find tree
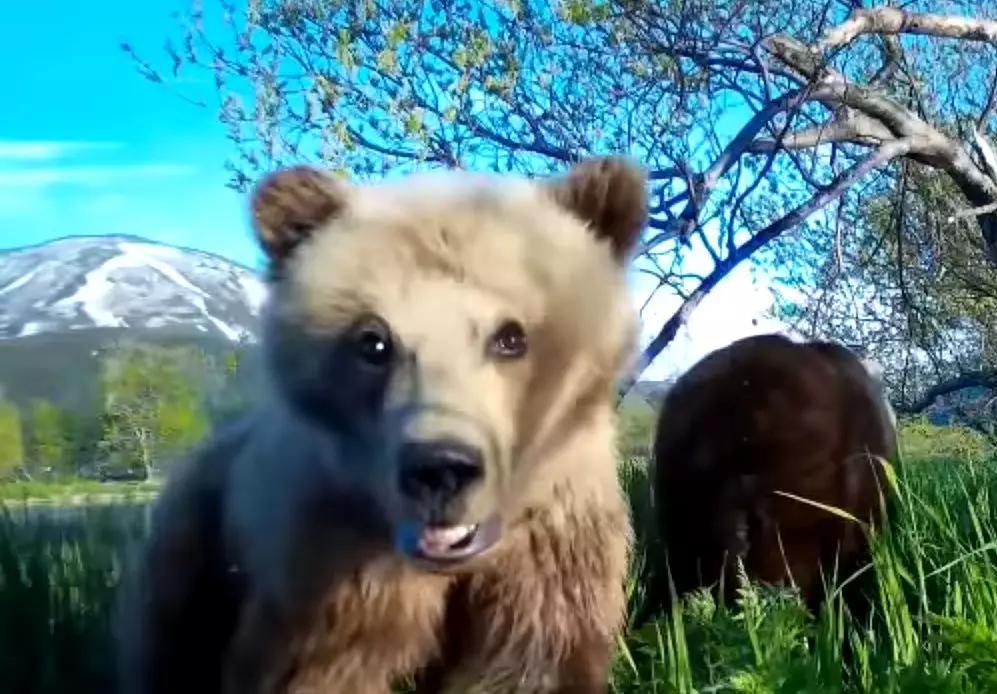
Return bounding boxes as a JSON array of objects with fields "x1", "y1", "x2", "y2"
[
  {"x1": 99, "y1": 359, "x2": 163, "y2": 479},
  {"x1": 97, "y1": 342, "x2": 212, "y2": 479},
  {"x1": 29, "y1": 399, "x2": 71, "y2": 477},
  {"x1": 0, "y1": 403, "x2": 25, "y2": 481},
  {"x1": 776, "y1": 165, "x2": 997, "y2": 430},
  {"x1": 206, "y1": 347, "x2": 255, "y2": 423},
  {"x1": 156, "y1": 399, "x2": 210, "y2": 460},
  {"x1": 128, "y1": 1, "x2": 997, "y2": 394},
  {"x1": 61, "y1": 408, "x2": 103, "y2": 476}
]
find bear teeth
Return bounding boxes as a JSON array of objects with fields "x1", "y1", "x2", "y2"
[{"x1": 421, "y1": 524, "x2": 477, "y2": 550}]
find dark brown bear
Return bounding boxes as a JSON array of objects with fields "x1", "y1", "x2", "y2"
[{"x1": 649, "y1": 333, "x2": 897, "y2": 616}]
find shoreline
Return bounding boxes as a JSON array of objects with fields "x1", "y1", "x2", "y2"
[{"x1": 0, "y1": 487, "x2": 161, "y2": 509}]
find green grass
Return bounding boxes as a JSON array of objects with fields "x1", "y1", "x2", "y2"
[
  {"x1": 613, "y1": 434, "x2": 997, "y2": 693},
  {"x1": 0, "y1": 501, "x2": 148, "y2": 693},
  {"x1": 2, "y1": 419, "x2": 996, "y2": 693},
  {"x1": 0, "y1": 479, "x2": 162, "y2": 504}
]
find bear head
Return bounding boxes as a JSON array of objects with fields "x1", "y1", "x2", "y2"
[{"x1": 249, "y1": 156, "x2": 647, "y2": 571}]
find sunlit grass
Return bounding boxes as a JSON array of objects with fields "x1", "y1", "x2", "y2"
[
  {"x1": 612, "y1": 421, "x2": 997, "y2": 693},
  {"x1": 0, "y1": 479, "x2": 161, "y2": 503}
]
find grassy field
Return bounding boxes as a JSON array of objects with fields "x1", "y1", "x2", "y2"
[
  {"x1": 0, "y1": 479, "x2": 162, "y2": 504},
  {"x1": 1, "y1": 418, "x2": 996, "y2": 693}
]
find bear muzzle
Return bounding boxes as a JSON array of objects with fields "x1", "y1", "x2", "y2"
[{"x1": 393, "y1": 437, "x2": 503, "y2": 568}]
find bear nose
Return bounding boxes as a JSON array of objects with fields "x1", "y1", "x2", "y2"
[{"x1": 398, "y1": 439, "x2": 485, "y2": 502}]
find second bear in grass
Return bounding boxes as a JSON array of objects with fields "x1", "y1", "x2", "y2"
[
  {"x1": 116, "y1": 156, "x2": 648, "y2": 694},
  {"x1": 648, "y1": 334, "x2": 898, "y2": 617}
]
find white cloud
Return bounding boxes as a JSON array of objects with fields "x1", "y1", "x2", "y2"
[
  {"x1": 0, "y1": 164, "x2": 194, "y2": 188},
  {"x1": 0, "y1": 140, "x2": 192, "y2": 191},
  {"x1": 0, "y1": 140, "x2": 121, "y2": 162}
]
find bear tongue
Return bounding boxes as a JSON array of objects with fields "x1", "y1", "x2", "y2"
[{"x1": 419, "y1": 524, "x2": 476, "y2": 552}]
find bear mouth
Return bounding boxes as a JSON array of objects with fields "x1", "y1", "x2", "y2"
[{"x1": 396, "y1": 514, "x2": 502, "y2": 567}]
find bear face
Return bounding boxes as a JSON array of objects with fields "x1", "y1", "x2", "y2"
[{"x1": 249, "y1": 158, "x2": 647, "y2": 573}]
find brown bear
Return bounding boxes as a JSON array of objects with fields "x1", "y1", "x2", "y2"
[
  {"x1": 115, "y1": 155, "x2": 648, "y2": 694},
  {"x1": 648, "y1": 333, "x2": 897, "y2": 617}
]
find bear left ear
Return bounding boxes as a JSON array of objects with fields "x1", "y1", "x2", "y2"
[
  {"x1": 543, "y1": 156, "x2": 648, "y2": 263},
  {"x1": 250, "y1": 165, "x2": 350, "y2": 262}
]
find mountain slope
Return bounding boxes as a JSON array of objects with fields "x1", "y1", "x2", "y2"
[
  {"x1": 0, "y1": 234, "x2": 266, "y2": 342},
  {"x1": 0, "y1": 235, "x2": 266, "y2": 412}
]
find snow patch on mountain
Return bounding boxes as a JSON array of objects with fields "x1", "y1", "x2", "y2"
[
  {"x1": 0, "y1": 234, "x2": 268, "y2": 342},
  {"x1": 0, "y1": 268, "x2": 39, "y2": 298}
]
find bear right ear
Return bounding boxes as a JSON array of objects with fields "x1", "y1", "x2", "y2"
[
  {"x1": 542, "y1": 155, "x2": 648, "y2": 264},
  {"x1": 250, "y1": 165, "x2": 350, "y2": 262}
]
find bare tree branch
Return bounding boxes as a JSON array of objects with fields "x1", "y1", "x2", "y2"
[
  {"x1": 636, "y1": 88, "x2": 813, "y2": 255},
  {"x1": 758, "y1": 31, "x2": 997, "y2": 263},
  {"x1": 820, "y1": 8, "x2": 997, "y2": 50},
  {"x1": 620, "y1": 138, "x2": 911, "y2": 397},
  {"x1": 747, "y1": 111, "x2": 894, "y2": 151},
  {"x1": 947, "y1": 201, "x2": 997, "y2": 223},
  {"x1": 900, "y1": 369, "x2": 997, "y2": 415}
]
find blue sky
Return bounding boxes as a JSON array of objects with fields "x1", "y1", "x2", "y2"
[
  {"x1": 0, "y1": 0, "x2": 262, "y2": 268},
  {"x1": 0, "y1": 0, "x2": 787, "y2": 380}
]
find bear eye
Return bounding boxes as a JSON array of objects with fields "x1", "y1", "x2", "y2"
[
  {"x1": 348, "y1": 316, "x2": 395, "y2": 368},
  {"x1": 489, "y1": 320, "x2": 528, "y2": 360}
]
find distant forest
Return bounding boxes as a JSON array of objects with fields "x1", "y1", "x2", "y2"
[{"x1": 0, "y1": 341, "x2": 252, "y2": 482}]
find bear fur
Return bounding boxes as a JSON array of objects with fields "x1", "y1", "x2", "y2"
[
  {"x1": 648, "y1": 333, "x2": 897, "y2": 616},
  {"x1": 115, "y1": 156, "x2": 648, "y2": 694}
]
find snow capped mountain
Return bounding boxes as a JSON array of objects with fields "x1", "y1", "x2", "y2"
[{"x1": 0, "y1": 235, "x2": 267, "y2": 342}]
